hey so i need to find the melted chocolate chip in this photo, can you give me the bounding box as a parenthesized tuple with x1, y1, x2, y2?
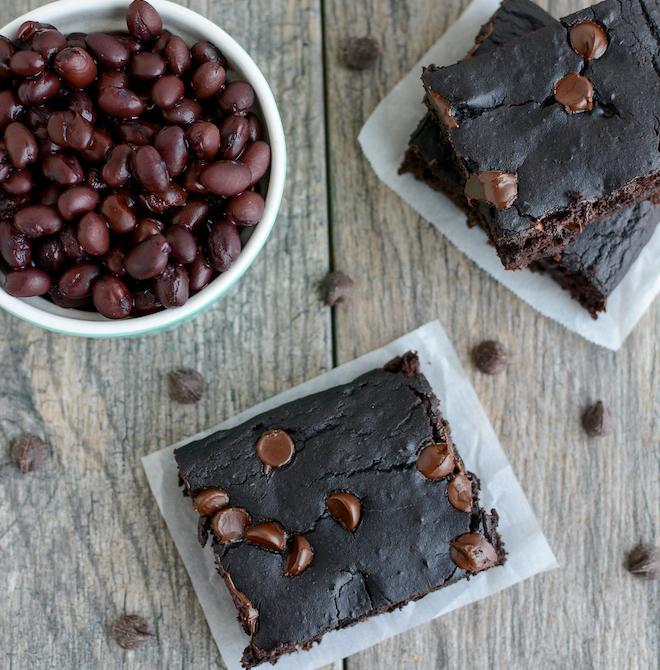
(211, 507, 250, 544)
(569, 21, 608, 60)
(244, 521, 287, 552)
(168, 368, 204, 404)
(326, 491, 362, 531)
(554, 72, 593, 114)
(256, 428, 294, 474)
(447, 472, 473, 513)
(344, 36, 382, 70)
(225, 573, 259, 634)
(428, 90, 459, 129)
(450, 532, 499, 573)
(624, 543, 660, 581)
(321, 271, 355, 306)
(10, 434, 48, 473)
(111, 614, 153, 650)
(416, 442, 455, 480)
(464, 171, 518, 210)
(285, 535, 314, 576)
(582, 400, 612, 437)
(472, 340, 510, 375)
(193, 488, 229, 516)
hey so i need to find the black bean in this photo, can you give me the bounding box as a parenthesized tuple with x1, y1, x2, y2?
(171, 200, 209, 231)
(187, 121, 220, 160)
(10, 50, 45, 77)
(226, 191, 265, 227)
(57, 184, 99, 221)
(77, 212, 110, 256)
(102, 144, 133, 188)
(47, 110, 94, 151)
(4, 268, 52, 297)
(0, 90, 23, 130)
(218, 115, 249, 160)
(98, 86, 144, 118)
(132, 145, 170, 192)
(93, 275, 133, 318)
(166, 224, 197, 264)
(191, 62, 225, 99)
(191, 41, 226, 67)
(151, 75, 184, 110)
(125, 233, 170, 279)
(101, 192, 137, 234)
(33, 29, 66, 63)
(86, 33, 130, 68)
(165, 36, 191, 76)
(15, 204, 64, 238)
(154, 264, 189, 307)
(240, 140, 271, 185)
(5, 122, 38, 168)
(132, 217, 163, 244)
(0, 220, 32, 269)
(42, 154, 84, 185)
(207, 220, 241, 272)
(189, 252, 214, 292)
(126, 0, 163, 43)
(216, 81, 255, 116)
(162, 98, 201, 126)
(130, 51, 165, 80)
(54, 47, 97, 88)
(139, 183, 187, 213)
(58, 262, 101, 298)
(36, 236, 65, 274)
(200, 161, 252, 196)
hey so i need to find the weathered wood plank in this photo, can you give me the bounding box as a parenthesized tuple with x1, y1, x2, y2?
(322, 1, 659, 669)
(0, 1, 331, 668)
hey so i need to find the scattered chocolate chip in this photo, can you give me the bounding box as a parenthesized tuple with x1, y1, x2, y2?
(211, 507, 250, 544)
(285, 535, 314, 576)
(343, 35, 382, 70)
(464, 171, 518, 210)
(167, 368, 204, 404)
(256, 428, 294, 474)
(624, 543, 660, 581)
(245, 521, 287, 552)
(193, 488, 229, 516)
(450, 532, 499, 573)
(321, 271, 355, 307)
(554, 72, 593, 114)
(416, 442, 455, 480)
(384, 351, 420, 377)
(581, 401, 612, 437)
(428, 90, 458, 129)
(472, 340, 509, 375)
(447, 472, 473, 513)
(10, 434, 48, 473)
(569, 21, 608, 60)
(111, 614, 153, 650)
(326, 491, 362, 531)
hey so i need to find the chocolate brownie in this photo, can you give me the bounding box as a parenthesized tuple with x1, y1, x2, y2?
(402, 114, 659, 317)
(174, 353, 505, 668)
(422, 0, 660, 270)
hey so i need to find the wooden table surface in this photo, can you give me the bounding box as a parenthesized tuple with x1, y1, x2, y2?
(1, 0, 657, 668)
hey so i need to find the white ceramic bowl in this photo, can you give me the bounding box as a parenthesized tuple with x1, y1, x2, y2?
(0, 0, 286, 337)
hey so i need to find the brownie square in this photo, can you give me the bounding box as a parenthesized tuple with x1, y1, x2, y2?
(175, 353, 505, 668)
(421, 0, 660, 269)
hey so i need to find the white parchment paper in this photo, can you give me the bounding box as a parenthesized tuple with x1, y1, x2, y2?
(358, 0, 660, 351)
(143, 320, 557, 670)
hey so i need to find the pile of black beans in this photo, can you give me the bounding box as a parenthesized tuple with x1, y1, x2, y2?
(0, 0, 271, 318)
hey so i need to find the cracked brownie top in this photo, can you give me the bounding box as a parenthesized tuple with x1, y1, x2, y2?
(422, 0, 660, 270)
(174, 352, 504, 667)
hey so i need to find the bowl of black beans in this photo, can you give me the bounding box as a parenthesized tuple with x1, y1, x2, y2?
(0, 0, 285, 336)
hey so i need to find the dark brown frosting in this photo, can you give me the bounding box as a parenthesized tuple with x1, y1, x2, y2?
(464, 171, 518, 209)
(554, 72, 593, 113)
(416, 442, 455, 480)
(326, 491, 362, 531)
(569, 21, 608, 59)
(450, 532, 499, 573)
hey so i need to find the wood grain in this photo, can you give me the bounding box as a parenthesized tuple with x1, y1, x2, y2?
(0, 1, 332, 668)
(0, 0, 657, 669)
(323, 1, 658, 669)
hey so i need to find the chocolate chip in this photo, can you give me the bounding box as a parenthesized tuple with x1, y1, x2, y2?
(569, 21, 608, 60)
(554, 72, 593, 114)
(197, 515, 211, 547)
(344, 36, 382, 70)
(464, 171, 518, 210)
(285, 535, 314, 576)
(428, 90, 458, 129)
(193, 488, 229, 516)
(225, 573, 259, 635)
(111, 614, 153, 650)
(326, 491, 362, 531)
(472, 340, 509, 375)
(321, 271, 355, 307)
(168, 368, 204, 404)
(582, 401, 612, 437)
(447, 472, 473, 513)
(211, 507, 250, 544)
(244, 521, 287, 552)
(10, 434, 48, 473)
(416, 442, 455, 480)
(450, 532, 499, 573)
(256, 429, 294, 474)
(624, 543, 659, 581)
(384, 351, 419, 377)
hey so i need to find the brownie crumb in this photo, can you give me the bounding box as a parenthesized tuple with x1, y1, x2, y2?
(344, 36, 382, 70)
(472, 341, 510, 375)
(321, 271, 355, 307)
(624, 543, 659, 581)
(581, 401, 612, 437)
(10, 434, 48, 473)
(168, 368, 204, 404)
(384, 352, 420, 377)
(111, 614, 153, 650)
